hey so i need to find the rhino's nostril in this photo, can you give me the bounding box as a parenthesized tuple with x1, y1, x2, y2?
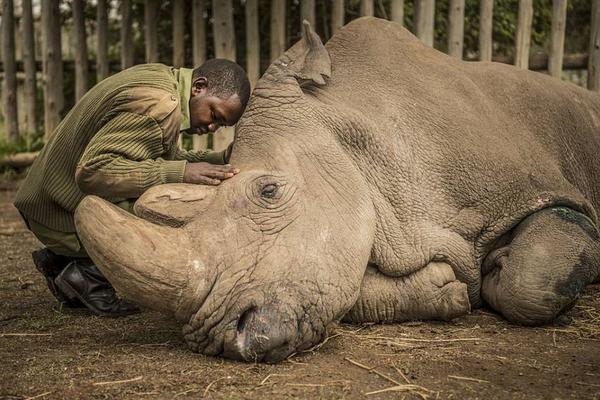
(237, 305, 257, 334)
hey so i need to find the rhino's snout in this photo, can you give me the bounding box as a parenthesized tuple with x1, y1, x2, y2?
(224, 305, 299, 362)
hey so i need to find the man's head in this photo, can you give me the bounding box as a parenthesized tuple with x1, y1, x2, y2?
(189, 59, 251, 134)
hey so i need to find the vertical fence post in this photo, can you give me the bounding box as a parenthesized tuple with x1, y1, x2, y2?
(448, 0, 465, 58)
(2, 0, 18, 142)
(588, 0, 600, 91)
(270, 0, 286, 62)
(192, 0, 207, 151)
(121, 0, 134, 69)
(41, 0, 63, 139)
(145, 1, 159, 63)
(391, 0, 404, 25)
(479, 0, 493, 61)
(173, 0, 185, 67)
(331, 0, 345, 34)
(246, 0, 260, 88)
(97, 0, 109, 81)
(415, 0, 435, 47)
(548, 0, 567, 79)
(301, 0, 315, 27)
(361, 0, 374, 17)
(212, 0, 236, 152)
(515, 0, 533, 69)
(22, 0, 37, 138)
(73, 0, 89, 101)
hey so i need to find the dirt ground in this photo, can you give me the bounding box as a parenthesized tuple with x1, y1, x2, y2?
(1, 179, 599, 400)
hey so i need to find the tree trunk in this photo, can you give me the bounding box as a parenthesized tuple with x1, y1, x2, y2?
(212, 0, 236, 152)
(145, 0, 159, 63)
(479, 0, 493, 61)
(2, 0, 18, 142)
(414, 0, 435, 47)
(361, 0, 374, 17)
(515, 0, 533, 69)
(301, 0, 315, 27)
(173, 0, 185, 67)
(41, 0, 63, 138)
(270, 0, 286, 62)
(73, 0, 89, 101)
(548, 0, 567, 79)
(121, 0, 134, 69)
(390, 0, 404, 25)
(192, 0, 207, 151)
(590, 0, 600, 91)
(331, 0, 345, 34)
(447, 0, 464, 58)
(246, 0, 260, 88)
(21, 0, 37, 138)
(96, 0, 109, 81)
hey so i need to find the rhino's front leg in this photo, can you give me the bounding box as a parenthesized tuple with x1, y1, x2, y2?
(482, 207, 600, 326)
(343, 262, 470, 323)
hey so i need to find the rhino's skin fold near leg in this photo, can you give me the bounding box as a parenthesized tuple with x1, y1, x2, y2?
(482, 207, 600, 326)
(343, 262, 470, 323)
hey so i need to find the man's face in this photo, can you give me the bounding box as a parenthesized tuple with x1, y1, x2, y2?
(188, 78, 244, 135)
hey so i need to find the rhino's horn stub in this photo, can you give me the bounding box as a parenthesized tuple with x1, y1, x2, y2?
(75, 195, 201, 316)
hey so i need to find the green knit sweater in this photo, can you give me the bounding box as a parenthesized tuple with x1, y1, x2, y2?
(15, 64, 224, 232)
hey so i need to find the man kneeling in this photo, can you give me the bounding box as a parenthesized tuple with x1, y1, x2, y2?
(14, 60, 251, 317)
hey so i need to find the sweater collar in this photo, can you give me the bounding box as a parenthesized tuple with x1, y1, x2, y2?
(175, 67, 193, 131)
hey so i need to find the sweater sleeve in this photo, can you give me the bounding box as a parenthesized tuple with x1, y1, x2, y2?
(173, 146, 226, 165)
(75, 111, 187, 200)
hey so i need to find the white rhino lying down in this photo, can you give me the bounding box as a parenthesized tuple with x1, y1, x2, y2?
(75, 17, 600, 362)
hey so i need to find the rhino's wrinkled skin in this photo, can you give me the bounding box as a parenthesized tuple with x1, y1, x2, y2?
(75, 18, 600, 362)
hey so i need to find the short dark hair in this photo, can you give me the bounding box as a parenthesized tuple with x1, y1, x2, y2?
(192, 59, 251, 109)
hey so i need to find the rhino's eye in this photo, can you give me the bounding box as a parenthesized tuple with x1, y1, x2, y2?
(261, 184, 278, 198)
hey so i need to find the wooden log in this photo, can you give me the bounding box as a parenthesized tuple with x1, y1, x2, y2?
(72, 0, 89, 101)
(144, 0, 159, 63)
(448, 0, 464, 58)
(270, 0, 286, 63)
(96, 0, 109, 81)
(192, 0, 207, 151)
(301, 0, 315, 27)
(331, 0, 345, 34)
(21, 0, 37, 137)
(41, 0, 63, 139)
(121, 0, 134, 69)
(515, 0, 533, 69)
(479, 0, 493, 61)
(173, 0, 185, 67)
(361, 0, 374, 17)
(390, 0, 404, 25)
(588, 0, 600, 91)
(212, 0, 236, 152)
(2, 0, 18, 142)
(548, 0, 567, 79)
(414, 0, 435, 47)
(246, 0, 260, 88)
(0, 151, 38, 169)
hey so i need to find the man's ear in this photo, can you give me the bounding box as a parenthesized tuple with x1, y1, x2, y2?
(192, 77, 207, 95)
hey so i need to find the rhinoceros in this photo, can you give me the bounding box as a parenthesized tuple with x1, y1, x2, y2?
(75, 17, 600, 362)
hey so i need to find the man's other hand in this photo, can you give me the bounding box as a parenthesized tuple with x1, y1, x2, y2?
(183, 162, 239, 185)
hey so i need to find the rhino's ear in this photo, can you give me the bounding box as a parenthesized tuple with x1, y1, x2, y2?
(287, 21, 331, 86)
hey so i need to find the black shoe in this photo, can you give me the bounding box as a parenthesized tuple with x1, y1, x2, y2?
(54, 260, 141, 318)
(31, 248, 84, 308)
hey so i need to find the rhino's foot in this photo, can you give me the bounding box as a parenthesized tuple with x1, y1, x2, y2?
(343, 261, 470, 323)
(482, 207, 600, 326)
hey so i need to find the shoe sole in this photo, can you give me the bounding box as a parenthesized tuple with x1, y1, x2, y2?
(54, 278, 140, 318)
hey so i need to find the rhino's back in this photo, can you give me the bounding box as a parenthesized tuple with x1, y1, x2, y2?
(325, 17, 600, 243)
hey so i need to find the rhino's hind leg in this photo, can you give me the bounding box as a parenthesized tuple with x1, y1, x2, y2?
(482, 207, 600, 326)
(343, 262, 470, 323)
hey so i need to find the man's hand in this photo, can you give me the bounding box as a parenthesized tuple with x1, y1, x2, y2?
(183, 162, 239, 185)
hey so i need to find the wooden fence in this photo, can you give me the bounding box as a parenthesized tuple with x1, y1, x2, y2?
(1, 0, 599, 153)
